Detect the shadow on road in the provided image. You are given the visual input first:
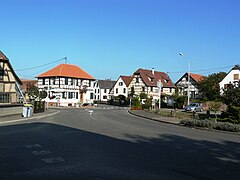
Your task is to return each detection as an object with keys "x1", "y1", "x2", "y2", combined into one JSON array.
[{"x1": 0, "y1": 122, "x2": 239, "y2": 180}]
